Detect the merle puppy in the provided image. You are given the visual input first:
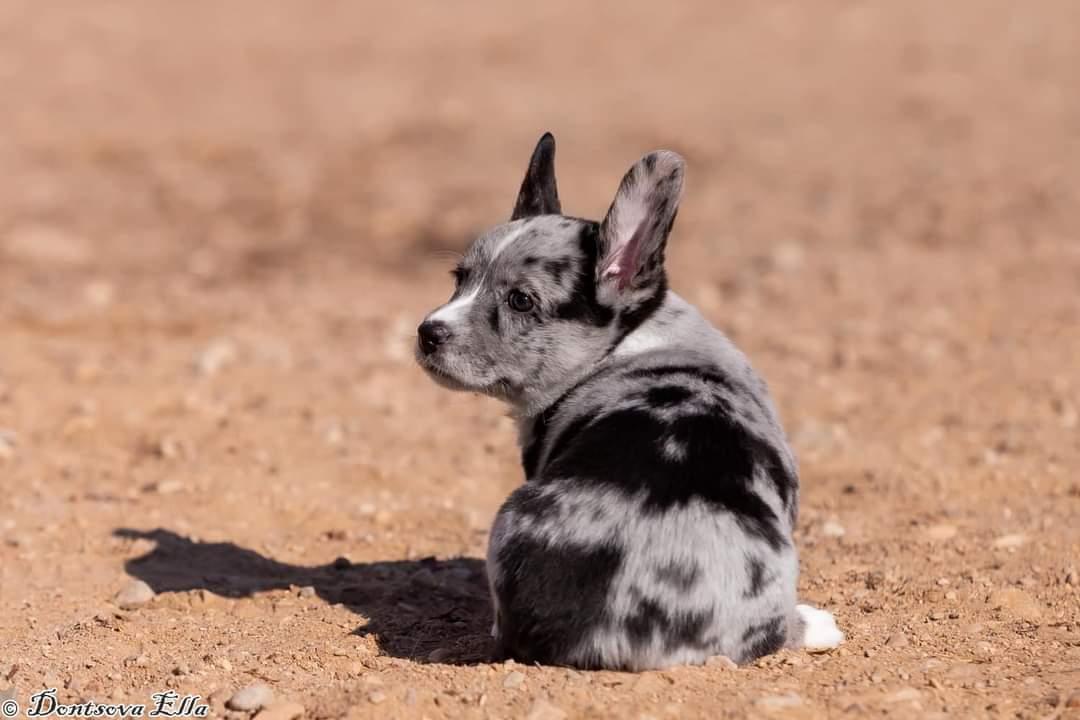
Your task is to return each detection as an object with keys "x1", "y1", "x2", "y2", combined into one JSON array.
[{"x1": 415, "y1": 133, "x2": 843, "y2": 670}]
